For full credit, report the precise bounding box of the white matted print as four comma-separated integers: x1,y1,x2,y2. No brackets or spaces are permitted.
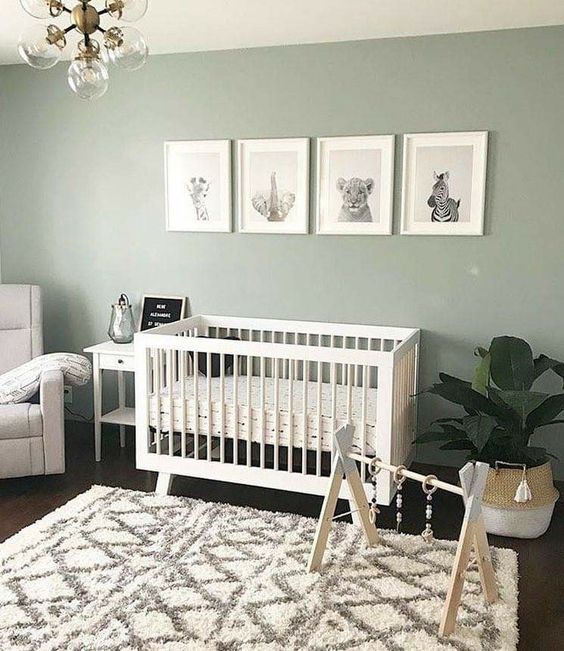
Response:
165,140,231,232
238,138,309,234
316,135,394,235
401,131,488,235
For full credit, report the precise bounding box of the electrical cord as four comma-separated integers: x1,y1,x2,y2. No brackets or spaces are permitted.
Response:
64,406,93,423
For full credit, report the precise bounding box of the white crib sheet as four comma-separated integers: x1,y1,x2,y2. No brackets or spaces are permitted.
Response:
148,376,378,453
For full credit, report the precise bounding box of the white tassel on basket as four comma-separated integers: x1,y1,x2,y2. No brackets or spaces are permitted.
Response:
514,465,533,503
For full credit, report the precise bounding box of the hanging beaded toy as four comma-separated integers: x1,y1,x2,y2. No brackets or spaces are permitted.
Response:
421,474,438,543
368,457,382,524
393,464,407,532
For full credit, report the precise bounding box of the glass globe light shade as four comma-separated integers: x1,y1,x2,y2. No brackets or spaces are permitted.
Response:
106,0,148,22
106,27,148,71
19,0,53,19
18,25,62,69
68,57,109,100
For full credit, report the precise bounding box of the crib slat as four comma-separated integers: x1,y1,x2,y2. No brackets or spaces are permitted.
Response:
330,362,337,462
288,358,294,473
347,364,353,422
247,355,252,467
316,361,322,476
220,353,225,464
302,359,308,474
260,356,265,469
180,350,186,458
233,353,239,465
167,349,173,456
274,357,280,471
155,349,162,456
361,365,368,481
207,352,212,460
193,349,199,460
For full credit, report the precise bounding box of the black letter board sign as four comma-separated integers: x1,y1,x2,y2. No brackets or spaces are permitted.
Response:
140,295,186,331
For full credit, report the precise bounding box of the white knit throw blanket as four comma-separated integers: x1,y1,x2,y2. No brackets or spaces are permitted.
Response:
0,353,92,404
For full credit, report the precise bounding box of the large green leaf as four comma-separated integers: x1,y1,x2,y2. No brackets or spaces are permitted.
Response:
415,429,465,444
472,352,491,396
535,419,564,428
533,354,564,385
440,440,477,451
493,390,549,423
526,393,564,429
462,414,497,452
428,382,515,422
439,373,471,386
516,446,549,466
489,336,534,390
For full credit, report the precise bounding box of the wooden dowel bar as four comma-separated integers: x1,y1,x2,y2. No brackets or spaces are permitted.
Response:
348,452,464,496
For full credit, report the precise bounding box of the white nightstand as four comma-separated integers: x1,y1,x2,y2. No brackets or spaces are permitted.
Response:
84,340,135,461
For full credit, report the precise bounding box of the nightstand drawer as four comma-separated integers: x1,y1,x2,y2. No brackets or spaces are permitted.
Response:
98,353,135,372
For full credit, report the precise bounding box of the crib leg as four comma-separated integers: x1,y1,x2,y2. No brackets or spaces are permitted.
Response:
155,472,174,495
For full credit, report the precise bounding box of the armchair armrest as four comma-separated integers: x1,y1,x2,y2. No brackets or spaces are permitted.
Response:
40,369,65,474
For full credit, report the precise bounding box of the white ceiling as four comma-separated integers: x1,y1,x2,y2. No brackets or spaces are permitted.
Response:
1,0,564,65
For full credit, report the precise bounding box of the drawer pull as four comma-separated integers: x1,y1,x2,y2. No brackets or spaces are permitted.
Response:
118,359,124,364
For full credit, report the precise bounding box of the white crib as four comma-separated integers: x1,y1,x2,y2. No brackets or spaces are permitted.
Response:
134,315,420,505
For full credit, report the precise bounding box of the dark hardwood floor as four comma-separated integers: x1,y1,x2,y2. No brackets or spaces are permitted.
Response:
0,422,562,650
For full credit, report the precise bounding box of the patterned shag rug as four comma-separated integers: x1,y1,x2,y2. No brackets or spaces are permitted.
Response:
0,486,518,650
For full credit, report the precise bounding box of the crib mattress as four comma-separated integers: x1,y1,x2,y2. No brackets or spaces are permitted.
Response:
148,376,378,454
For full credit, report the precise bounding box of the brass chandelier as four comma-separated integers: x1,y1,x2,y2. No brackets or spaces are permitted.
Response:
18,1,149,100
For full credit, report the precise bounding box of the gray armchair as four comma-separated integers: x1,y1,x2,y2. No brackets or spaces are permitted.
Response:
0,285,65,479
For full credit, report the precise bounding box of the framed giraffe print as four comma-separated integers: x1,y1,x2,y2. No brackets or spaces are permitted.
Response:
401,131,488,236
315,135,395,235
237,138,310,234
165,140,232,232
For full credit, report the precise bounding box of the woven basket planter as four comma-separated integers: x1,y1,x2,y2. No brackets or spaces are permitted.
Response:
482,462,559,538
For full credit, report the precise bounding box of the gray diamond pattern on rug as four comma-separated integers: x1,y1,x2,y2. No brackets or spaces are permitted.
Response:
0,486,518,650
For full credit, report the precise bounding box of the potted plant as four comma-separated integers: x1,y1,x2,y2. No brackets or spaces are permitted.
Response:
416,336,561,538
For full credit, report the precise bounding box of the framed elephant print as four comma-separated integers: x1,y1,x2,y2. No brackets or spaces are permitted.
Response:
237,138,310,234
165,140,232,232
315,135,395,235
401,131,488,236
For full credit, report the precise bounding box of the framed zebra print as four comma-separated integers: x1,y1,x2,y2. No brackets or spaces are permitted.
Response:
315,135,395,235
401,131,488,236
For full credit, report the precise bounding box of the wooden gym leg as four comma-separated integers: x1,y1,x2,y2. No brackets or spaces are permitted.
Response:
308,457,343,572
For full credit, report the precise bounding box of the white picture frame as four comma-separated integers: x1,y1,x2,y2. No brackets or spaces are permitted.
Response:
401,131,488,236
315,135,395,235
165,140,232,233
237,138,310,234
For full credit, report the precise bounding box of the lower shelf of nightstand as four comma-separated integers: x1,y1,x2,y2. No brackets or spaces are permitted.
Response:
100,407,135,427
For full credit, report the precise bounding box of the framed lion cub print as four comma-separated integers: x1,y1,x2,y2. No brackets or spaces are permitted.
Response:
315,135,395,235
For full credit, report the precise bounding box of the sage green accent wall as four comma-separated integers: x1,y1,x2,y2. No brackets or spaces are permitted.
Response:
1,27,563,478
